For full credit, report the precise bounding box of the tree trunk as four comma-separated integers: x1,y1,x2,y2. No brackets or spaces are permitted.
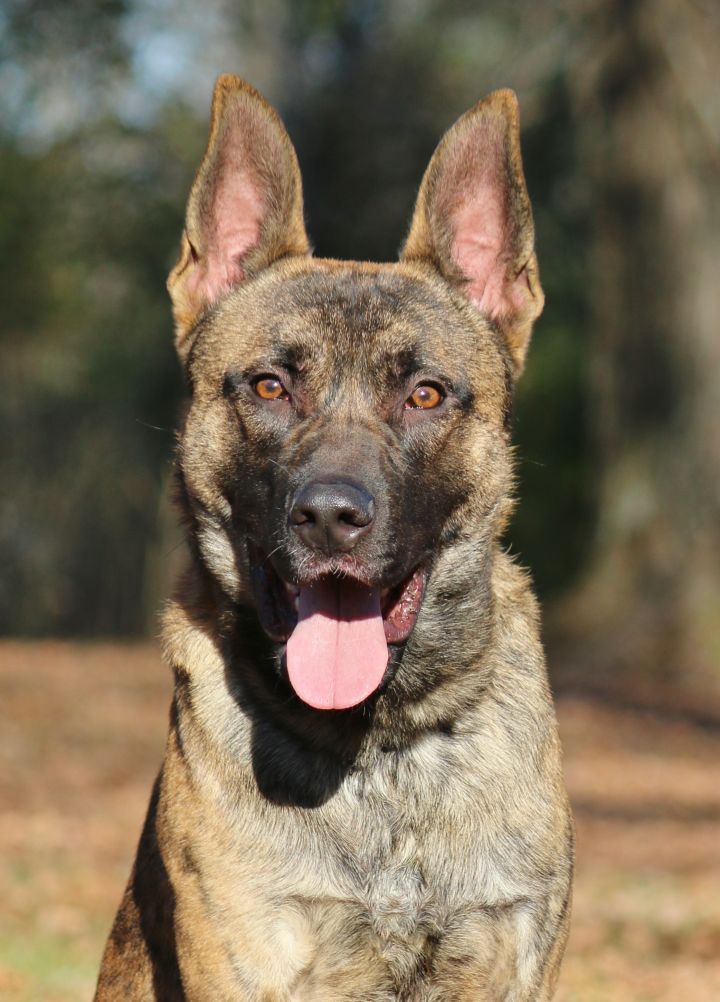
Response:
553,0,720,709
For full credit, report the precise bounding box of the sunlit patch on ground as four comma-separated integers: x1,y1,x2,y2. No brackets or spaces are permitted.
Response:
1,642,719,1001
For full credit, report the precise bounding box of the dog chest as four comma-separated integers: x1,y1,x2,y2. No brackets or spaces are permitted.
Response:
264,750,541,984
279,817,537,1001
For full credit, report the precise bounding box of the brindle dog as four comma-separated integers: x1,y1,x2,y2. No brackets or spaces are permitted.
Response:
95,75,573,1001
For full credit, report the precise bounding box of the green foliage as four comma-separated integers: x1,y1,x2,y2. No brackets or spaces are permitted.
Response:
0,110,207,633
511,79,595,594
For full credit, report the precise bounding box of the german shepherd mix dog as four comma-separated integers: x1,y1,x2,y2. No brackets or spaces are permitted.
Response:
95,75,573,1001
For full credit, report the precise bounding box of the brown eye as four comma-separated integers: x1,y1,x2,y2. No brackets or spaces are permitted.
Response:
253,376,288,401
406,383,444,410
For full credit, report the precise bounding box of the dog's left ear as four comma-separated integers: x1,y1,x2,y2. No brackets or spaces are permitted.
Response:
401,90,543,375
168,75,310,358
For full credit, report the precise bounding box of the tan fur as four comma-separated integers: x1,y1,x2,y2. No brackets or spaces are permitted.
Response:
95,76,573,1001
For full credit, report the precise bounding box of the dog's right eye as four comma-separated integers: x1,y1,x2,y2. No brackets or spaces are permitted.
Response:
405,383,445,410
252,376,290,401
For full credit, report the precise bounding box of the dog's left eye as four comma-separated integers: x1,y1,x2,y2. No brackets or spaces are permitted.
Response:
405,383,444,410
253,376,289,401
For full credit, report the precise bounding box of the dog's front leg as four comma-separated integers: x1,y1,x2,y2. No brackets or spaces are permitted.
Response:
503,887,572,1002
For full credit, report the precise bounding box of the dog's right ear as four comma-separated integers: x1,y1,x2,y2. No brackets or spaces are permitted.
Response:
168,75,310,359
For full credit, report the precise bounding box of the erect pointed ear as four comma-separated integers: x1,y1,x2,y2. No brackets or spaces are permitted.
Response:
168,75,310,358
401,90,543,375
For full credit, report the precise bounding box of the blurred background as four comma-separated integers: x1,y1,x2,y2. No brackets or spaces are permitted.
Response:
1,1,719,1000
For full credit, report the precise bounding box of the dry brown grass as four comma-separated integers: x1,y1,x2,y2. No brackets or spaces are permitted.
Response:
1,640,718,1000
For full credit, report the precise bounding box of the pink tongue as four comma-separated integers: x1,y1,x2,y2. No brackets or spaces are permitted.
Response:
286,579,389,710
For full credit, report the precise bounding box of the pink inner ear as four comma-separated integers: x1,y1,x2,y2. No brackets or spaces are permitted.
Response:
443,138,527,322
451,188,510,318
187,171,265,308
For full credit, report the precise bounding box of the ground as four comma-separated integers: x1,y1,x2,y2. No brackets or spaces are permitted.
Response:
1,641,719,1001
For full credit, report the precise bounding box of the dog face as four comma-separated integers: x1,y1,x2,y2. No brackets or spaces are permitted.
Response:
169,77,543,711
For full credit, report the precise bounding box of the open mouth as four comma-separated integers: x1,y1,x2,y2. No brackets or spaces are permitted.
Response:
250,558,427,711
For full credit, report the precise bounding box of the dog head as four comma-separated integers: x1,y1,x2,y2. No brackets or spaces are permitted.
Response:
168,76,543,711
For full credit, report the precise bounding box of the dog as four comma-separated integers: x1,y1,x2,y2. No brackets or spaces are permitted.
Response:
94,74,573,1001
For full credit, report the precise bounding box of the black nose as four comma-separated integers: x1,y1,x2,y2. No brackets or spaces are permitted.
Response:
289,480,375,555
